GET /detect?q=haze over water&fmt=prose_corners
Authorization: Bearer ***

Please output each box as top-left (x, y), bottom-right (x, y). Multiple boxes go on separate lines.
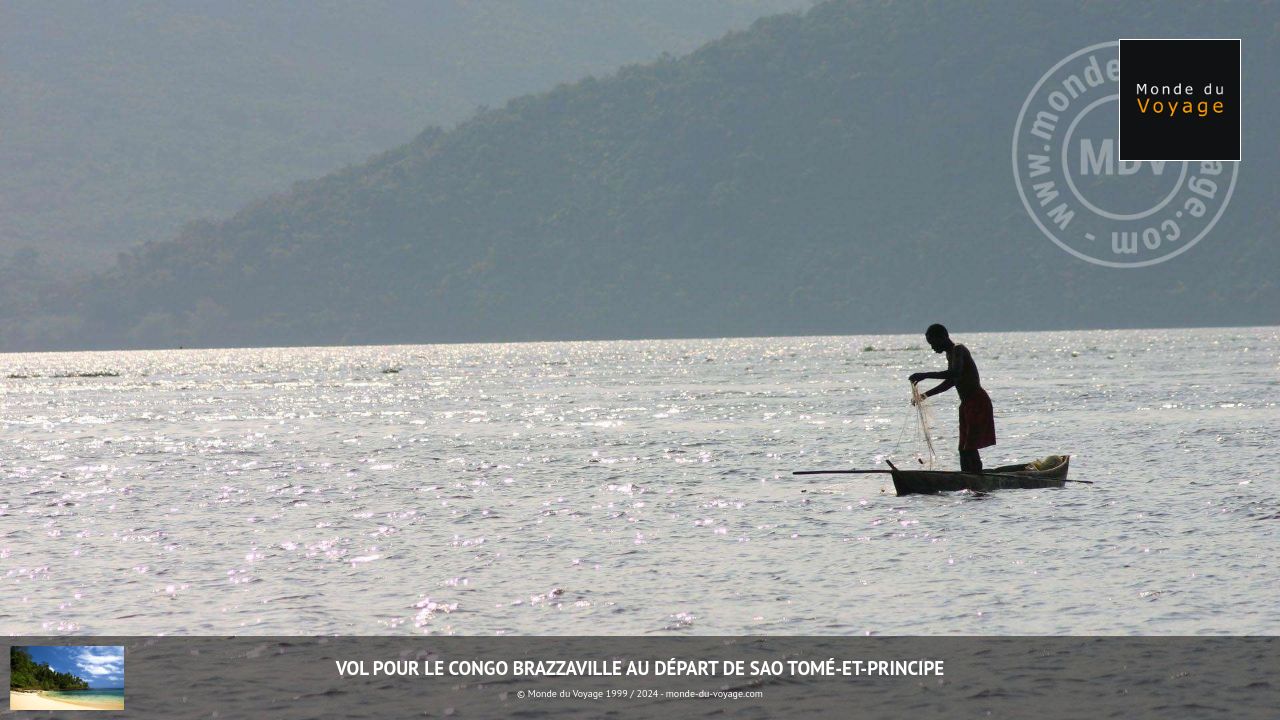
top-left (2, 327), bottom-right (1276, 635)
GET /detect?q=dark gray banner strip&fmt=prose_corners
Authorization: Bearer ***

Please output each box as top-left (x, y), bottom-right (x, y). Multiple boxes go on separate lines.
top-left (4, 637), bottom-right (1276, 718)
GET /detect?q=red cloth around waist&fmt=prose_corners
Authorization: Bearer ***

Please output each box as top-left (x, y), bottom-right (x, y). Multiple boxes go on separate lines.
top-left (958, 388), bottom-right (996, 450)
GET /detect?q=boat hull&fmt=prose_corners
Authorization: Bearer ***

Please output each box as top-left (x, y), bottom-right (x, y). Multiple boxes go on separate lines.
top-left (891, 456), bottom-right (1070, 495)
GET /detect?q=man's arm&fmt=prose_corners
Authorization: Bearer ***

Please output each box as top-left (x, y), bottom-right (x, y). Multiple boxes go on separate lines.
top-left (923, 378), bottom-right (954, 398)
top-left (910, 348), bottom-right (965, 397)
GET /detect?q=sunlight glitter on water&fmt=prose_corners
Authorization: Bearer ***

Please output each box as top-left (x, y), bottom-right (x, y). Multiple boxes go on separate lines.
top-left (1, 327), bottom-right (1278, 635)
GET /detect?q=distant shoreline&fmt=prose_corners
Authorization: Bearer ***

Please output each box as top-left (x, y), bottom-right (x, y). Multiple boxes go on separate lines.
top-left (9, 689), bottom-right (125, 711)
top-left (1, 322), bottom-right (1276, 356)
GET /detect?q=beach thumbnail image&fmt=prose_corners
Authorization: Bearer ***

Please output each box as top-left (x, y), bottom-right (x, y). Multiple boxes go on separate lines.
top-left (9, 646), bottom-right (125, 711)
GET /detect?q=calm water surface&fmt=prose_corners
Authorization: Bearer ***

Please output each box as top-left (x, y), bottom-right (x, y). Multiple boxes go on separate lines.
top-left (40, 688), bottom-right (126, 708)
top-left (2, 328), bottom-right (1277, 635)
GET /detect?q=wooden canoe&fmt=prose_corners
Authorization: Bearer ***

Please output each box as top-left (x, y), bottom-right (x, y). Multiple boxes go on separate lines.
top-left (890, 455), bottom-right (1070, 496)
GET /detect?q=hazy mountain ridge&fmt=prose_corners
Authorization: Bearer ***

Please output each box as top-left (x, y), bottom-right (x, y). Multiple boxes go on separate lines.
top-left (0, 1), bottom-right (810, 270)
top-left (5, 0), bottom-right (1277, 350)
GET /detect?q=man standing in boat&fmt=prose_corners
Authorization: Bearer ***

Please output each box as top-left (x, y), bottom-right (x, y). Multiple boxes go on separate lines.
top-left (908, 324), bottom-right (996, 473)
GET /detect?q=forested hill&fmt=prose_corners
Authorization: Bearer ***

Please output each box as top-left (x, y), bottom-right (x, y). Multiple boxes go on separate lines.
top-left (1, 1), bottom-right (809, 269)
top-left (8, 1), bottom-right (1278, 350)
top-left (9, 648), bottom-right (90, 691)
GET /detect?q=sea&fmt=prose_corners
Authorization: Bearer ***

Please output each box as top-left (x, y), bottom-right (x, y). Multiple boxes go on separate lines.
top-left (39, 688), bottom-right (125, 709)
top-left (1, 327), bottom-right (1277, 636)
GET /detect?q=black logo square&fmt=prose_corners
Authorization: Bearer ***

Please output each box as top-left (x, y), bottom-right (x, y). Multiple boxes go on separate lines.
top-left (1119, 39), bottom-right (1240, 161)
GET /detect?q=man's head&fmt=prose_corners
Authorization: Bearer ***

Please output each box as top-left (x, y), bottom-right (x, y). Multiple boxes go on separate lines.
top-left (925, 323), bottom-right (950, 353)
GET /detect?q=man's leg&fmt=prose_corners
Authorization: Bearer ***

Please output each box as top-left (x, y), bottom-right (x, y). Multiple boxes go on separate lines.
top-left (959, 449), bottom-right (982, 473)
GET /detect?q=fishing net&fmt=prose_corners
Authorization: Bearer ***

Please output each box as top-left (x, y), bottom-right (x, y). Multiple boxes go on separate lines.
top-left (910, 382), bottom-right (937, 470)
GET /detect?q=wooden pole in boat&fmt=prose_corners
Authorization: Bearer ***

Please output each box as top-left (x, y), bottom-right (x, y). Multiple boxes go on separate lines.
top-left (792, 469), bottom-right (892, 475)
top-left (793, 458), bottom-right (900, 475)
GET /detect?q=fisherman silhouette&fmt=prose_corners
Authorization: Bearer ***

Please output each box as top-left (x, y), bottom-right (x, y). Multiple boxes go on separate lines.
top-left (908, 324), bottom-right (996, 473)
